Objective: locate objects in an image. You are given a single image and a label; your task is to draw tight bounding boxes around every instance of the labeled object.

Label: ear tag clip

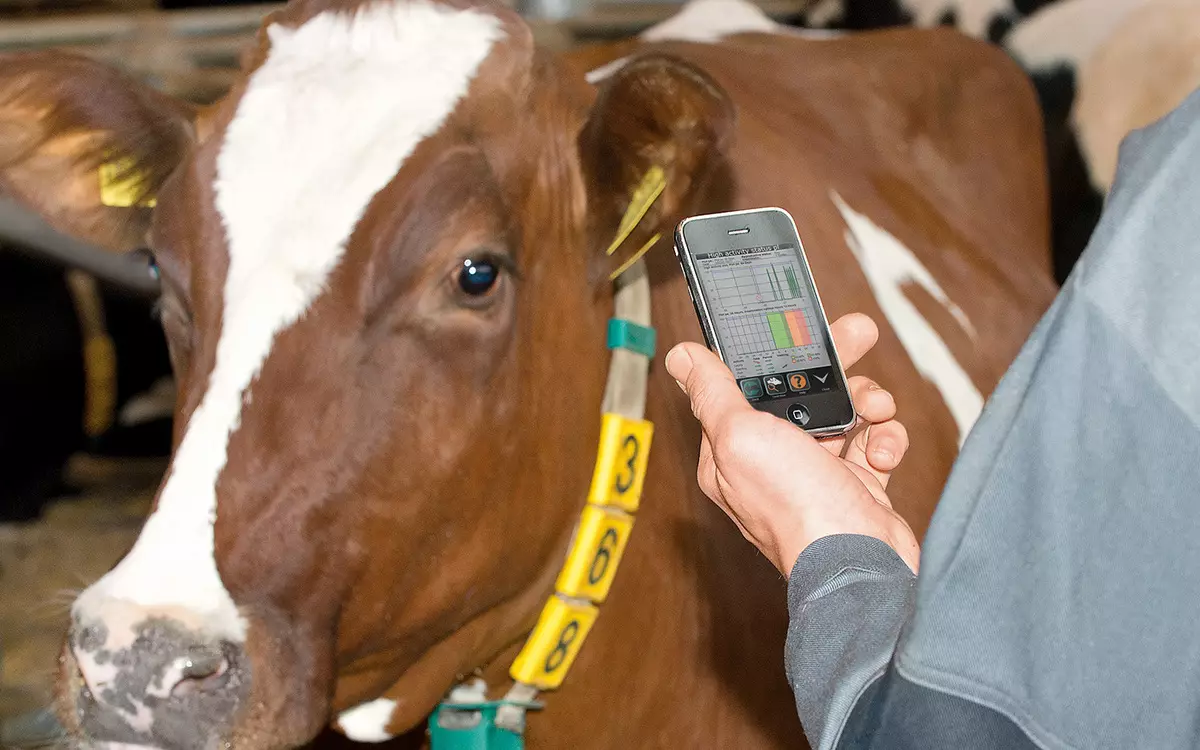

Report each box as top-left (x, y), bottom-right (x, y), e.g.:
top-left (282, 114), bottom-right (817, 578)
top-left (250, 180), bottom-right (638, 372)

top-left (605, 165), bottom-right (666, 257)
top-left (99, 158), bottom-right (157, 208)
top-left (605, 166), bottom-right (667, 281)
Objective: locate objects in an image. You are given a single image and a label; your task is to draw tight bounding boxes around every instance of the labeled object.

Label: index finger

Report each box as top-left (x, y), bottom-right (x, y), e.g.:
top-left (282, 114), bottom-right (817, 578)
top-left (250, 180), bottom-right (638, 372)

top-left (829, 313), bottom-right (879, 371)
top-left (665, 342), bottom-right (754, 434)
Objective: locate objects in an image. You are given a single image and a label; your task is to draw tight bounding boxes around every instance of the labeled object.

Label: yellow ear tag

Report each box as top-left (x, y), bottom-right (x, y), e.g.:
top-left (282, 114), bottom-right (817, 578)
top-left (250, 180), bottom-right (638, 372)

top-left (99, 159), bottom-right (156, 208)
top-left (605, 165), bottom-right (666, 257)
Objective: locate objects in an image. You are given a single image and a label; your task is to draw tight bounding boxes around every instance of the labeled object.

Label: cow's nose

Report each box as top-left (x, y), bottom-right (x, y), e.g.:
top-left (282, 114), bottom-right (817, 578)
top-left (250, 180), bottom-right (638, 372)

top-left (67, 615), bottom-right (248, 749)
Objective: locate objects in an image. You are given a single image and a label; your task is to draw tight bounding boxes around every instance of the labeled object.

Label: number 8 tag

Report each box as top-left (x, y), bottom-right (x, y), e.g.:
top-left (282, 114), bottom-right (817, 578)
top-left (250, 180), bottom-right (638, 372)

top-left (509, 596), bottom-right (599, 690)
top-left (587, 414), bottom-right (654, 512)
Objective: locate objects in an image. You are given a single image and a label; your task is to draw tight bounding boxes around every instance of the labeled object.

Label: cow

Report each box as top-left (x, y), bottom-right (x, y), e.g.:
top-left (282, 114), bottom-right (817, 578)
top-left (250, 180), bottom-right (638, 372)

top-left (796, 0), bottom-right (1057, 43)
top-left (0, 0), bottom-right (1055, 746)
top-left (797, 0), bottom-right (1199, 285)
top-left (1037, 0), bottom-right (1200, 210)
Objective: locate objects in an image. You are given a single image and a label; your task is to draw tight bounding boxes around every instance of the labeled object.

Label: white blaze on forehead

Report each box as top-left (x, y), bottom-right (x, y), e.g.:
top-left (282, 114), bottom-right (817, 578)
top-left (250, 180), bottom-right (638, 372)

top-left (338, 698), bottom-right (399, 742)
top-left (831, 192), bottom-right (982, 446)
top-left (73, 0), bottom-right (503, 641)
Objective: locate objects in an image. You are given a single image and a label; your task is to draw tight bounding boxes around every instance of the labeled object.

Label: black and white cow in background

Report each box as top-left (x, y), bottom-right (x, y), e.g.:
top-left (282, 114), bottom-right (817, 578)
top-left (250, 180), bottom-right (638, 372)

top-left (797, 0), bottom-right (1057, 43)
top-left (795, 0), bottom-right (1200, 286)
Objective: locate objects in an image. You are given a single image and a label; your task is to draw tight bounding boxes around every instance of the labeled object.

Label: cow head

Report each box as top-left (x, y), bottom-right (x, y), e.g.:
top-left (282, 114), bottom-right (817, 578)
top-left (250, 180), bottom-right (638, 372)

top-left (0, 1), bottom-right (734, 747)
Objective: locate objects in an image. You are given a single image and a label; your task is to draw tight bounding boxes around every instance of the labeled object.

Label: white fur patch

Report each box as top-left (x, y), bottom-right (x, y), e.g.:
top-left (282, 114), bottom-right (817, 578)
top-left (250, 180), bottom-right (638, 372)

top-left (1006, 0), bottom-right (1149, 70)
top-left (804, 0), bottom-right (844, 27)
top-left (904, 0), bottom-right (1014, 38)
top-left (117, 376), bottom-right (176, 427)
top-left (73, 0), bottom-right (502, 648)
top-left (831, 192), bottom-right (982, 446)
top-left (585, 55), bottom-right (632, 84)
top-left (338, 698), bottom-right (399, 742)
top-left (640, 0), bottom-right (784, 43)
top-left (587, 0), bottom-right (836, 83)
top-left (803, 0), bottom-right (1012, 37)
top-left (1072, 0), bottom-right (1200, 192)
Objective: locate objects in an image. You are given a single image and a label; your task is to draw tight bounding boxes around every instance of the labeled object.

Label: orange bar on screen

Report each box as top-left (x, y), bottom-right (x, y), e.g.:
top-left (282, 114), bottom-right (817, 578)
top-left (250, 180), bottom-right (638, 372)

top-left (785, 310), bottom-right (811, 346)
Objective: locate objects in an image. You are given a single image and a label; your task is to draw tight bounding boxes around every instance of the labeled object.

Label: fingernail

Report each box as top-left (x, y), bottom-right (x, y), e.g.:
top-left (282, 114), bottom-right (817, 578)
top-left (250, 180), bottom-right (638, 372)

top-left (868, 382), bottom-right (883, 391)
top-left (872, 439), bottom-right (896, 465)
top-left (665, 345), bottom-right (694, 381)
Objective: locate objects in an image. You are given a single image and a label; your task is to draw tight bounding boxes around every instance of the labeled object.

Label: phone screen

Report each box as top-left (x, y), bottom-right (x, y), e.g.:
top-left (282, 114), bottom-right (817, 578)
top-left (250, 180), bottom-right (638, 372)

top-left (691, 242), bottom-right (834, 397)
top-left (678, 209), bottom-right (855, 434)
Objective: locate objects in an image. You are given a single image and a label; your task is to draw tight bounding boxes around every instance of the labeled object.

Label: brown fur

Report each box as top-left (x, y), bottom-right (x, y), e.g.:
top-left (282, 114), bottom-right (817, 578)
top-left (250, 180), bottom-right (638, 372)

top-left (7, 4), bottom-right (1057, 748)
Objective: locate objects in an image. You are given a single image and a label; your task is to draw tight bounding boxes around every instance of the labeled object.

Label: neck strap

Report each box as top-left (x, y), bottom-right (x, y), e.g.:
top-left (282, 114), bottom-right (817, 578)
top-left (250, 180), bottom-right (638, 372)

top-left (428, 169), bottom-right (663, 749)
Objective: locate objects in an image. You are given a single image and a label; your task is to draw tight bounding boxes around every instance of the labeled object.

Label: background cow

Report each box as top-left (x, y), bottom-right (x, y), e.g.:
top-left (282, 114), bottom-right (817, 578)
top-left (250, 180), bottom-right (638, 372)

top-left (796, 0), bottom-right (1200, 286)
top-left (0, 0), bottom-right (1054, 746)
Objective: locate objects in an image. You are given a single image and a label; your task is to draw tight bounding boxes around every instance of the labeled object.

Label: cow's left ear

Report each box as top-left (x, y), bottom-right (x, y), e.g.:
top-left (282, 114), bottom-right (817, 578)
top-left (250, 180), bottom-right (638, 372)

top-left (580, 53), bottom-right (735, 282)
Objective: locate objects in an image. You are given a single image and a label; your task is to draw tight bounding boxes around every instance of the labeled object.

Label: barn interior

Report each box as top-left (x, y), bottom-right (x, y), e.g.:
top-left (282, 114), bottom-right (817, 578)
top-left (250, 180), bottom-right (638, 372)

top-left (1, 0), bottom-right (1197, 746)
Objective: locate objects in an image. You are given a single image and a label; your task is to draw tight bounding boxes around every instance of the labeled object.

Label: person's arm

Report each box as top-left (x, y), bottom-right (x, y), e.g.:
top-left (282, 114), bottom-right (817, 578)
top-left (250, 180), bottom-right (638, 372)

top-left (785, 534), bottom-right (915, 750)
top-left (664, 313), bottom-right (920, 746)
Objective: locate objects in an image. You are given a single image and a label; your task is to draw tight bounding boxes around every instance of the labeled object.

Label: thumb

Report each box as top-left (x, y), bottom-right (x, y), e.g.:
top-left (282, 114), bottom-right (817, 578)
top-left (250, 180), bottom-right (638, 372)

top-left (666, 342), bottom-right (752, 432)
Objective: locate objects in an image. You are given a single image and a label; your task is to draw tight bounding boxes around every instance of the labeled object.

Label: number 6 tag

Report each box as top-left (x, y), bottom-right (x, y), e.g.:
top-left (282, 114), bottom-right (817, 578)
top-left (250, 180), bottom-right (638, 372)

top-left (587, 414), bottom-right (654, 512)
top-left (555, 505), bottom-right (634, 603)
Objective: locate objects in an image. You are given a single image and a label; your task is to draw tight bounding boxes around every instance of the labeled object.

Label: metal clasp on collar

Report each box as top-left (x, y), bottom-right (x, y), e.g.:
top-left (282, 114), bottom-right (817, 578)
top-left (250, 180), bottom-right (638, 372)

top-left (428, 697), bottom-right (543, 750)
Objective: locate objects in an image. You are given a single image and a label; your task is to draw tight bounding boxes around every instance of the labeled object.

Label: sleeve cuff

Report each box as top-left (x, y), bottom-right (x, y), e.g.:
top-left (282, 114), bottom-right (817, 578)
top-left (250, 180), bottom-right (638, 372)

top-left (788, 534), bottom-right (916, 612)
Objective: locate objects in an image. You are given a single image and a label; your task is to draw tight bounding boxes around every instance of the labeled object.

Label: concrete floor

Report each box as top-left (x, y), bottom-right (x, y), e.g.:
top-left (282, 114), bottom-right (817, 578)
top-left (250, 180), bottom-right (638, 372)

top-left (0, 456), bottom-right (164, 723)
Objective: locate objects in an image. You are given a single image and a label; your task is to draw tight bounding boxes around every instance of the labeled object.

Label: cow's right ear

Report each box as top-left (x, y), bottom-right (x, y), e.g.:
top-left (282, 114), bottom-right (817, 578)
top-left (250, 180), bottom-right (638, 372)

top-left (579, 53), bottom-right (735, 283)
top-left (0, 51), bottom-right (195, 253)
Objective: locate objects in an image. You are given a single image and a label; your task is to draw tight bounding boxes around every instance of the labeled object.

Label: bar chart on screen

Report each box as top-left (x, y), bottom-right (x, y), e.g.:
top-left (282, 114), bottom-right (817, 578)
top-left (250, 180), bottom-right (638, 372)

top-left (725, 309), bottom-right (818, 356)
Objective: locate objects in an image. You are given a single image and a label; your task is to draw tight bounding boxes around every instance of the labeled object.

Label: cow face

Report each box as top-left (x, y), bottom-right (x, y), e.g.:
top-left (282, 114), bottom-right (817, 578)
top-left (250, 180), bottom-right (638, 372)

top-left (0, 1), bottom-right (732, 747)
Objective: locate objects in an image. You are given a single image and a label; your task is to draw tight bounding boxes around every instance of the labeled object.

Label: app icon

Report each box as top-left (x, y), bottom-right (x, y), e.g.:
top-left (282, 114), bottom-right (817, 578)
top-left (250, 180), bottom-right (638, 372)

top-left (787, 371), bottom-right (810, 393)
top-left (739, 378), bottom-right (764, 399)
top-left (764, 375), bottom-right (787, 396)
top-left (807, 367), bottom-right (834, 391)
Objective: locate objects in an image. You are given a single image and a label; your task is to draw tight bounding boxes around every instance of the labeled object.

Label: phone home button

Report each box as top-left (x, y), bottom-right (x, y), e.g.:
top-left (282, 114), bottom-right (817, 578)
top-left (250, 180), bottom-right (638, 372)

top-left (786, 403), bottom-right (811, 427)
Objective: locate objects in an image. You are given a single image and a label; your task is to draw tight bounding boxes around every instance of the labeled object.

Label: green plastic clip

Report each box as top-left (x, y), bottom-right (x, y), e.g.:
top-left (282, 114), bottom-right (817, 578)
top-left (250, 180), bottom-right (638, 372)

top-left (428, 700), bottom-right (540, 750)
top-left (607, 318), bottom-right (656, 358)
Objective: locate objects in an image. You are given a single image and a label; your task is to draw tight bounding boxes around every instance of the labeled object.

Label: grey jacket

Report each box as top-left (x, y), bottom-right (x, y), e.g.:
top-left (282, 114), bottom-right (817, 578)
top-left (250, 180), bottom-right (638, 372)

top-left (786, 85), bottom-right (1200, 750)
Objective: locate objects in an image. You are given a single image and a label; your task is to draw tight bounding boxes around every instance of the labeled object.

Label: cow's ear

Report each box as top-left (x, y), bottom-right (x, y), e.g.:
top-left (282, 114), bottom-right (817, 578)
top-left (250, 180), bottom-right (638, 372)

top-left (0, 52), bottom-right (195, 253)
top-left (580, 53), bottom-right (735, 283)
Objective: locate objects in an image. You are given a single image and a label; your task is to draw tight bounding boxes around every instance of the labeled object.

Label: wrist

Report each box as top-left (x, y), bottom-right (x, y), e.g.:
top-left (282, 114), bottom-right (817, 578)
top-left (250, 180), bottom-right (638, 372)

top-left (770, 511), bottom-right (904, 579)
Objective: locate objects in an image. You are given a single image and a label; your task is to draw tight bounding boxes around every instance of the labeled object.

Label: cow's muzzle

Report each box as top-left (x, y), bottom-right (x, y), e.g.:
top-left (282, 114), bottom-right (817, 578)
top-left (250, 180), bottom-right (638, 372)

top-left (62, 615), bottom-right (250, 750)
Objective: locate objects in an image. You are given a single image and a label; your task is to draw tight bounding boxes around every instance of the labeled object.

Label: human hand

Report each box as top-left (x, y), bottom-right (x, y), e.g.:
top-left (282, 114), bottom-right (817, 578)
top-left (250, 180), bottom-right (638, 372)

top-left (665, 313), bottom-right (920, 577)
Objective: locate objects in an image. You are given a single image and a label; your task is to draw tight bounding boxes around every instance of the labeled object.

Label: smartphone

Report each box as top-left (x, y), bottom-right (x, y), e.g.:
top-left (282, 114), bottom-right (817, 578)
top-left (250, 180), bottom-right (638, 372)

top-left (674, 207), bottom-right (856, 437)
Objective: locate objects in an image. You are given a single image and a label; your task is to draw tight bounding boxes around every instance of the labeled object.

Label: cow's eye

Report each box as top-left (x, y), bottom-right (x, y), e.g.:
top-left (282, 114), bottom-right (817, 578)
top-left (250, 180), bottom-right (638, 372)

top-left (457, 256), bottom-right (500, 296)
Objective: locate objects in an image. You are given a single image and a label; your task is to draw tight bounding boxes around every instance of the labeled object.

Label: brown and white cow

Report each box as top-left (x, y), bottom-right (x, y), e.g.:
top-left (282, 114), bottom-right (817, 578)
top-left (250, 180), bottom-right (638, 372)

top-left (0, 0), bottom-right (1055, 746)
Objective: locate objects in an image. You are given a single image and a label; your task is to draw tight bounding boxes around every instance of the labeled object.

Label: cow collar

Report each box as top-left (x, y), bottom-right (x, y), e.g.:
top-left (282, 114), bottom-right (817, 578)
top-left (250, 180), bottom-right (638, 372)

top-left (427, 168), bottom-right (664, 749)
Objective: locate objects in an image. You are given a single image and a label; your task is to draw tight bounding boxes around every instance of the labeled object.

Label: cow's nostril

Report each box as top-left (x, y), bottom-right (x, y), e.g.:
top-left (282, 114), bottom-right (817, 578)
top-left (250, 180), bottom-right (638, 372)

top-left (169, 643), bottom-right (231, 699)
top-left (182, 643), bottom-right (225, 680)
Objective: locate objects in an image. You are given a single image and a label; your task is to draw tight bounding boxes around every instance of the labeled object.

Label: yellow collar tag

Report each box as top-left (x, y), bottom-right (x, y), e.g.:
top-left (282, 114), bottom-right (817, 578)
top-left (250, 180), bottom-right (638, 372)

top-left (604, 165), bottom-right (666, 257)
top-left (99, 159), bottom-right (157, 208)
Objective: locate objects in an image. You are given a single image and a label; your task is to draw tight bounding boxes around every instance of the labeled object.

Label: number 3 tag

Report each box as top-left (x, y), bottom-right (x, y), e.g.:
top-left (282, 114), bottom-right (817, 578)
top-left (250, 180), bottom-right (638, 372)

top-left (587, 414), bottom-right (654, 512)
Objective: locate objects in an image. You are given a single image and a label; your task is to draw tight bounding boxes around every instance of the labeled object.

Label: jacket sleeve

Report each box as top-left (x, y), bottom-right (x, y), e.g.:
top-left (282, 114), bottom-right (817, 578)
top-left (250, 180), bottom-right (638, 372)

top-left (784, 534), bottom-right (916, 750)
